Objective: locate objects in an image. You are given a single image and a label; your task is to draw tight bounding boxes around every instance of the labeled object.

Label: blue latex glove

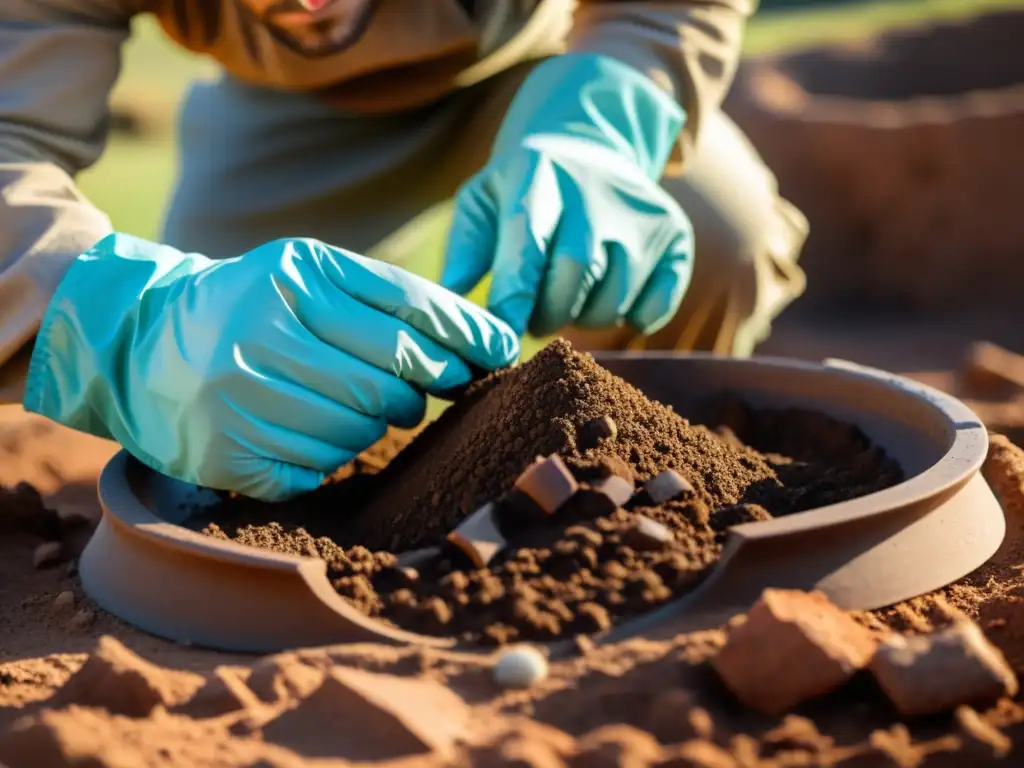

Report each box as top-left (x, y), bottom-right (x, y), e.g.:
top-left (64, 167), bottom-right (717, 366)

top-left (24, 234), bottom-right (519, 501)
top-left (442, 53), bottom-right (694, 338)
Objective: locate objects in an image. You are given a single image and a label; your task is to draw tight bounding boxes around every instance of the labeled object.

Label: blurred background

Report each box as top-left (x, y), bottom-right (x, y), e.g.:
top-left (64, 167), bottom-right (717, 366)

top-left (89, 0), bottom-right (1021, 252)
top-left (83, 0), bottom-right (1024, 425)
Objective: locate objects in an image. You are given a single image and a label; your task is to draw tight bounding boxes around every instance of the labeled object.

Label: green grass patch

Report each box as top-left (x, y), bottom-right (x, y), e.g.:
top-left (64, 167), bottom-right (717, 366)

top-left (78, 137), bottom-right (180, 241)
top-left (744, 0), bottom-right (1024, 53)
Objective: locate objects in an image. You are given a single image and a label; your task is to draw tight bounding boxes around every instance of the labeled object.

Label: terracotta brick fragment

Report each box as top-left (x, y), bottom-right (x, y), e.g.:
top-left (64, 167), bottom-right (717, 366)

top-left (593, 475), bottom-right (634, 507)
top-left (574, 475), bottom-right (636, 519)
top-left (712, 589), bottom-right (876, 715)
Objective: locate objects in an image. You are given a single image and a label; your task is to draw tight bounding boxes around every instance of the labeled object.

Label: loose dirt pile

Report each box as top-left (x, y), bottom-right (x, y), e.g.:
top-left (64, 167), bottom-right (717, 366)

top-left (194, 339), bottom-right (901, 645)
top-left (8, 345), bottom-right (1024, 766)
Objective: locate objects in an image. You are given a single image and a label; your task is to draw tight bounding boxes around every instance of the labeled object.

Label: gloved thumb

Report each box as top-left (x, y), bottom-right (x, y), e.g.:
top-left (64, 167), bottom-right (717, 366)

top-left (441, 178), bottom-right (497, 296)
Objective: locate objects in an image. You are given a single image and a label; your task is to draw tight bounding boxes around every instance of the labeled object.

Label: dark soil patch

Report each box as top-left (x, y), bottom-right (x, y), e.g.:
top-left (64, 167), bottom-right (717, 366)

top-left (770, 10), bottom-right (1024, 101)
top-left (0, 483), bottom-right (62, 541)
top-left (0, 481), bottom-right (89, 547)
top-left (192, 339), bottom-right (902, 645)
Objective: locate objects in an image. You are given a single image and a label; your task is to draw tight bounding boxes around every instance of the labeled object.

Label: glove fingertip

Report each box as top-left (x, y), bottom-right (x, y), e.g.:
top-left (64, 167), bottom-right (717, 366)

top-left (488, 294), bottom-right (533, 340)
top-left (472, 305), bottom-right (519, 365)
top-left (443, 185), bottom-right (497, 297)
top-left (423, 356), bottom-right (473, 398)
top-left (391, 393), bottom-right (429, 429)
top-left (491, 324), bottom-right (522, 368)
top-left (254, 465), bottom-right (326, 502)
top-left (630, 305), bottom-right (673, 336)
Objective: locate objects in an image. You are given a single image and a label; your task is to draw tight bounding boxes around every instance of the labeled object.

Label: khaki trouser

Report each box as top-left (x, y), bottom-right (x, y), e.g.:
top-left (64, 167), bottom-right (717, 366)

top-left (162, 61), bottom-right (808, 357)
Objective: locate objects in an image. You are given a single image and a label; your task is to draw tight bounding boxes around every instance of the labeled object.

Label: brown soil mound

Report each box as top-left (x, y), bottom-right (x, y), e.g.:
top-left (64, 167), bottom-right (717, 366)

top-left (195, 340), bottom-right (901, 645)
top-left (345, 338), bottom-right (779, 550)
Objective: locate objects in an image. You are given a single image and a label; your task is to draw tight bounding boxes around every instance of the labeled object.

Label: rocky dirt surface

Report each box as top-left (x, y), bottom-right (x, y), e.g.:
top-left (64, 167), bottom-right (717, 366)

top-left (5, 339), bottom-right (1024, 767)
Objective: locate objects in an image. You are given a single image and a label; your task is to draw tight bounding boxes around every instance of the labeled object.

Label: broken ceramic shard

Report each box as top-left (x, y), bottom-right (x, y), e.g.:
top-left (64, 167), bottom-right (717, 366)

top-left (514, 455), bottom-right (579, 515)
top-left (644, 470), bottom-right (694, 504)
top-left (447, 503), bottom-right (506, 569)
top-left (573, 474), bottom-right (637, 519)
top-left (593, 475), bottom-right (634, 507)
top-left (394, 547), bottom-right (441, 570)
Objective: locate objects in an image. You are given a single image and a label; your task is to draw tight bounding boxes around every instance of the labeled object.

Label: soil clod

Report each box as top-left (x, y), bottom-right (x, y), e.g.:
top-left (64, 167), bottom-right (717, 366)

top-left (955, 705), bottom-right (1012, 759)
top-left (578, 415), bottom-right (618, 450)
top-left (51, 636), bottom-right (204, 717)
top-left (50, 591), bottom-right (75, 614)
top-left (261, 665), bottom-right (468, 761)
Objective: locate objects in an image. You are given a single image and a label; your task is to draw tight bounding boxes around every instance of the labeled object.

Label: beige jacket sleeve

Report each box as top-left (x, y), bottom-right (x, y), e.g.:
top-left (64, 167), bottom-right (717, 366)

top-left (568, 0), bottom-right (757, 165)
top-left (0, 0), bottom-right (132, 404)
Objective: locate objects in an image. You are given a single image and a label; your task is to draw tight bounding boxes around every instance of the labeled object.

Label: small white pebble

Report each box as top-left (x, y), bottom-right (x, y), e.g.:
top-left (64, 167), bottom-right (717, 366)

top-left (493, 645), bottom-right (549, 689)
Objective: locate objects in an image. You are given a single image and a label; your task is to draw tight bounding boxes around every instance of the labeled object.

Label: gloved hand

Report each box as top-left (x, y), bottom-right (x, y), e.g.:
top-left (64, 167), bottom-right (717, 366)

top-left (24, 234), bottom-right (519, 501)
top-left (442, 53), bottom-right (694, 338)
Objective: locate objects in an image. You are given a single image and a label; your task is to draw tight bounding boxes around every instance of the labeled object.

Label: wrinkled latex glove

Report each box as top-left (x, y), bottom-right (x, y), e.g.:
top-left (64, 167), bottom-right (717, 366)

top-left (24, 234), bottom-right (519, 501)
top-left (442, 53), bottom-right (694, 338)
